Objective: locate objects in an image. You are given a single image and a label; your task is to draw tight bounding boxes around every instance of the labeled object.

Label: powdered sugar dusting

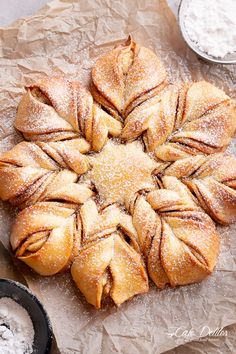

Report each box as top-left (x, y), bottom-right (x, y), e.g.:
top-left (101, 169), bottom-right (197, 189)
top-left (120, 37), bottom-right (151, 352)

top-left (0, 297), bottom-right (34, 354)
top-left (0, 37), bottom-right (235, 315)
top-left (88, 140), bottom-right (158, 206)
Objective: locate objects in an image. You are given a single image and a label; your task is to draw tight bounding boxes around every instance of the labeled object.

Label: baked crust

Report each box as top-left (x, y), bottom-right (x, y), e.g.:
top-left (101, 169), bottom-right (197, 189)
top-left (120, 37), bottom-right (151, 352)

top-left (0, 38), bottom-right (236, 308)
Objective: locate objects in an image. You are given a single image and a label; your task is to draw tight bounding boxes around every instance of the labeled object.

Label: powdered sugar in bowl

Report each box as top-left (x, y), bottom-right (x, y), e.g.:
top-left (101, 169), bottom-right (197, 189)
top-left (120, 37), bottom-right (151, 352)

top-left (178, 0), bottom-right (236, 64)
top-left (0, 279), bottom-right (52, 354)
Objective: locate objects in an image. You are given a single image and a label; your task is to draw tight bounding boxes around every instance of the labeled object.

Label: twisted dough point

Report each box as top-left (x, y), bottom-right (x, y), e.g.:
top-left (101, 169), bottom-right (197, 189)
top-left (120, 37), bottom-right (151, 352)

top-left (164, 153), bottom-right (236, 224)
top-left (10, 202), bottom-right (79, 276)
top-left (0, 140), bottom-right (93, 208)
top-left (71, 199), bottom-right (148, 308)
top-left (131, 176), bottom-right (219, 288)
top-left (122, 81), bottom-right (236, 160)
top-left (15, 76), bottom-right (122, 151)
top-left (91, 36), bottom-right (168, 120)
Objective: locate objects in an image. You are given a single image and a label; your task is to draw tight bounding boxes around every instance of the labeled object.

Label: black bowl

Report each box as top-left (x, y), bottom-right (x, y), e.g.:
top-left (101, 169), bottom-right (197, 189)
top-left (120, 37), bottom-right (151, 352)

top-left (0, 278), bottom-right (52, 354)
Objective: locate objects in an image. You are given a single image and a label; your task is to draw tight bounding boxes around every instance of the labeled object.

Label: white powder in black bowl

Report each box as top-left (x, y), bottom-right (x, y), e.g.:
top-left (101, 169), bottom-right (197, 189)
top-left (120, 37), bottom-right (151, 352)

top-left (0, 297), bottom-right (34, 354)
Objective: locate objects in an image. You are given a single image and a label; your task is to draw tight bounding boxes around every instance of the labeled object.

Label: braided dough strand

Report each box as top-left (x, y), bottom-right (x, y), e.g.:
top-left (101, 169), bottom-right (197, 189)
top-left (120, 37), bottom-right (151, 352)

top-left (164, 153), bottom-right (236, 224)
top-left (71, 199), bottom-right (148, 308)
top-left (15, 76), bottom-right (122, 151)
top-left (0, 140), bottom-right (93, 208)
top-left (131, 176), bottom-right (219, 289)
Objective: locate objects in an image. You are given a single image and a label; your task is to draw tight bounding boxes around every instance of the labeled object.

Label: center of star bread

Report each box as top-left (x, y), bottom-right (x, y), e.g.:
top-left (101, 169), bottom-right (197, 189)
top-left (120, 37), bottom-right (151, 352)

top-left (88, 141), bottom-right (159, 206)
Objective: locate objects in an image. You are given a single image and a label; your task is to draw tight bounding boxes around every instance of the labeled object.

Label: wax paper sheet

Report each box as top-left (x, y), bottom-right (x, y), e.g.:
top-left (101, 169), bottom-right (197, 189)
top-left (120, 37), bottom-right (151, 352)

top-left (0, 0), bottom-right (235, 353)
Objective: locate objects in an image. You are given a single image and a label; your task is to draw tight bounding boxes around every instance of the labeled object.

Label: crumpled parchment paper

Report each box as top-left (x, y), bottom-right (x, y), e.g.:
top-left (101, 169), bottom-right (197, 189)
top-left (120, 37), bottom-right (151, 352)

top-left (0, 1), bottom-right (235, 353)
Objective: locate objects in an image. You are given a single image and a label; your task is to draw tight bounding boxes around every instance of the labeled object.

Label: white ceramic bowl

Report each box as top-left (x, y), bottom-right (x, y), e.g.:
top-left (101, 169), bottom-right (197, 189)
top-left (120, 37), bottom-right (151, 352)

top-left (178, 0), bottom-right (236, 64)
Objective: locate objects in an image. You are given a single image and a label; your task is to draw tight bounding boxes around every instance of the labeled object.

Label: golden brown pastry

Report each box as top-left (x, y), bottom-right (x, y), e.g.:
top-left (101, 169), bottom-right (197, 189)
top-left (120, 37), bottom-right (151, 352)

top-left (130, 176), bottom-right (219, 288)
top-left (87, 140), bottom-right (162, 207)
top-left (164, 154), bottom-right (236, 224)
top-left (15, 76), bottom-right (122, 151)
top-left (91, 36), bottom-right (168, 119)
top-left (0, 140), bottom-right (93, 208)
top-left (71, 200), bottom-right (148, 308)
top-left (10, 202), bottom-right (79, 276)
top-left (0, 38), bottom-right (235, 309)
top-left (10, 198), bottom-right (148, 307)
top-left (122, 82), bottom-right (236, 159)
